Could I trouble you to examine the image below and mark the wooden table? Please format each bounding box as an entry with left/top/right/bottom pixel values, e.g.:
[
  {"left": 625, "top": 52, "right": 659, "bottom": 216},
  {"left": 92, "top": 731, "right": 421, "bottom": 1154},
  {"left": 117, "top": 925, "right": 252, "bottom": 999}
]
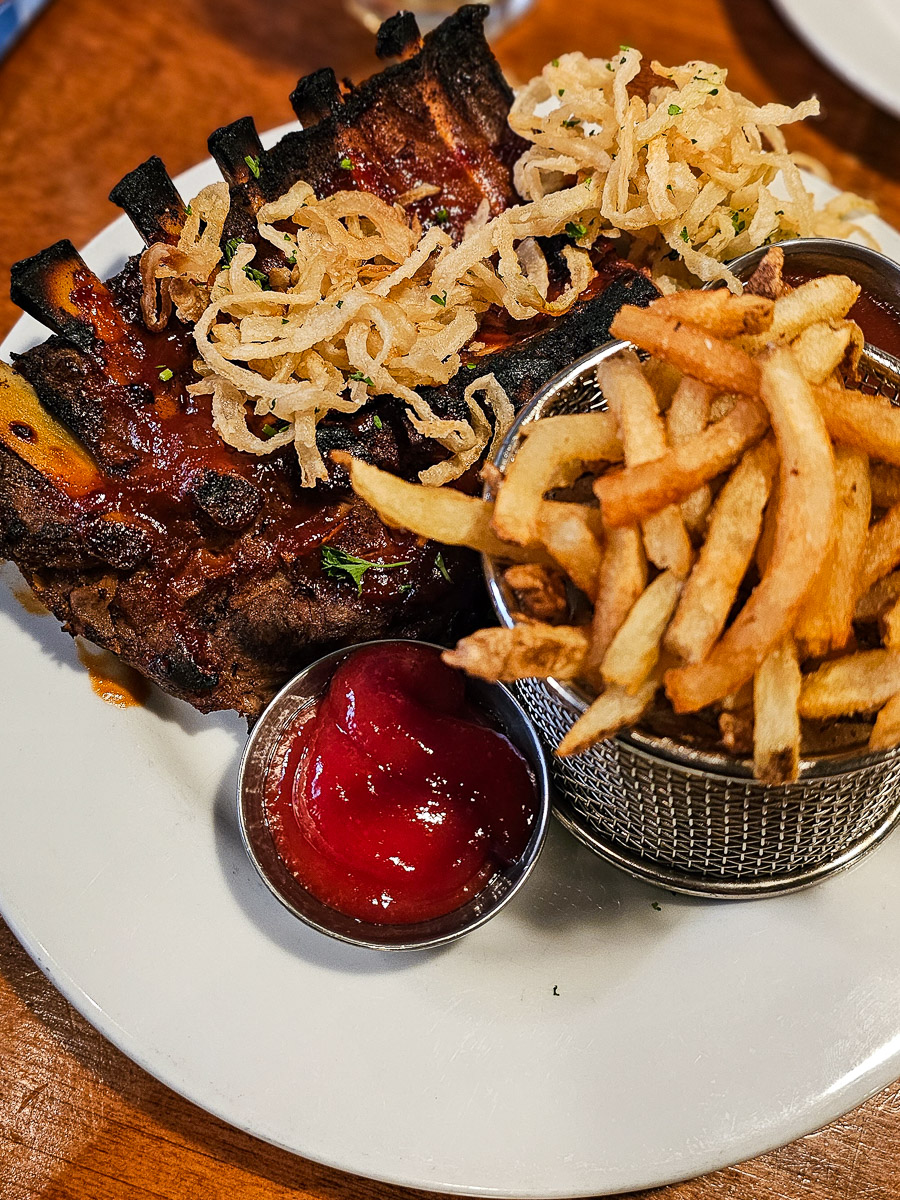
[{"left": 2, "top": 0, "right": 900, "bottom": 1195}]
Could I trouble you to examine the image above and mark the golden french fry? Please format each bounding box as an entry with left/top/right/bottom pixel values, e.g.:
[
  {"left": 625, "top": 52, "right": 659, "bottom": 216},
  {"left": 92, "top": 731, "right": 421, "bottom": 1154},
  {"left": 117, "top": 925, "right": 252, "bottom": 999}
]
[
  {"left": 799, "top": 650, "right": 900, "bottom": 719},
  {"left": 585, "top": 523, "right": 647, "bottom": 681},
  {"left": 601, "top": 570, "right": 681, "bottom": 695},
  {"left": 753, "top": 639, "right": 801, "bottom": 785},
  {"left": 650, "top": 290, "right": 774, "bottom": 338},
  {"left": 491, "top": 412, "right": 622, "bottom": 546},
  {"left": 442, "top": 624, "right": 590, "bottom": 682},
  {"left": 795, "top": 445, "right": 870, "bottom": 655},
  {"left": 870, "top": 463, "right": 900, "bottom": 509},
  {"left": 641, "top": 358, "right": 682, "bottom": 411},
  {"left": 666, "top": 347, "right": 836, "bottom": 713},
  {"left": 504, "top": 564, "right": 569, "bottom": 623},
  {"left": 883, "top": 594, "right": 900, "bottom": 649},
  {"left": 666, "top": 375, "right": 714, "bottom": 534},
  {"left": 790, "top": 320, "right": 863, "bottom": 386},
  {"left": 595, "top": 396, "right": 769, "bottom": 527},
  {"left": 0, "top": 360, "right": 100, "bottom": 497},
  {"left": 556, "top": 673, "right": 659, "bottom": 758},
  {"left": 742, "top": 275, "right": 861, "bottom": 353},
  {"left": 538, "top": 507, "right": 604, "bottom": 600},
  {"left": 611, "top": 306, "right": 762, "bottom": 396},
  {"left": 338, "top": 454, "right": 545, "bottom": 564},
  {"left": 597, "top": 350, "right": 693, "bottom": 576},
  {"left": 857, "top": 500, "right": 900, "bottom": 596},
  {"left": 816, "top": 382, "right": 900, "bottom": 469},
  {"left": 665, "top": 438, "right": 777, "bottom": 664},
  {"left": 870, "top": 692, "right": 900, "bottom": 752},
  {"left": 855, "top": 570, "right": 900, "bottom": 623}
]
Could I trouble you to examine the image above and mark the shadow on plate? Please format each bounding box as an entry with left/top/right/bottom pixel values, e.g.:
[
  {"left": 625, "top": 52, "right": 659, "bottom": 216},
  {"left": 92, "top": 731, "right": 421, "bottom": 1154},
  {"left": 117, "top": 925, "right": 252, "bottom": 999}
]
[{"left": 724, "top": 0, "right": 900, "bottom": 183}]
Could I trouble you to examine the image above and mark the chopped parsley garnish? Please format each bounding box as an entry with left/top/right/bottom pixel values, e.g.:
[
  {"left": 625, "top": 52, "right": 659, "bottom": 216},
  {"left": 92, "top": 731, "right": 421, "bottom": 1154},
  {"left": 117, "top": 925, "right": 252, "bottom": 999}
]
[
  {"left": 620, "top": 43, "right": 632, "bottom": 51},
  {"left": 668, "top": 103, "right": 683, "bottom": 116},
  {"left": 434, "top": 206, "right": 449, "bottom": 223},
  {"left": 373, "top": 414, "right": 383, "bottom": 430},
  {"left": 565, "top": 221, "right": 588, "bottom": 240},
  {"left": 222, "top": 237, "right": 242, "bottom": 266},
  {"left": 435, "top": 552, "right": 451, "bottom": 583},
  {"left": 431, "top": 290, "right": 447, "bottom": 306},
  {"left": 709, "top": 88, "right": 719, "bottom": 95},
  {"left": 651, "top": 901, "right": 662, "bottom": 911},
  {"left": 339, "top": 156, "right": 354, "bottom": 170},
  {"left": 281, "top": 317, "right": 289, "bottom": 324},
  {"left": 350, "top": 370, "right": 375, "bottom": 386},
  {"left": 244, "top": 154, "right": 261, "bottom": 179},
  {"left": 666, "top": 183, "right": 674, "bottom": 192},
  {"left": 562, "top": 116, "right": 581, "bottom": 128},
  {"left": 731, "top": 211, "right": 746, "bottom": 234},
  {"left": 321, "top": 546, "right": 410, "bottom": 594},
  {"left": 551, "top": 57, "right": 560, "bottom": 67},
  {"left": 157, "top": 367, "right": 174, "bottom": 382},
  {"left": 466, "top": 362, "right": 477, "bottom": 369},
  {"left": 260, "top": 418, "right": 290, "bottom": 439},
  {"left": 606, "top": 62, "right": 614, "bottom": 71},
  {"left": 184, "top": 204, "right": 193, "bottom": 216},
  {"left": 243, "top": 265, "right": 268, "bottom": 286},
  {"left": 336, "top": 299, "right": 343, "bottom": 308},
  {"left": 680, "top": 226, "right": 690, "bottom": 243}
]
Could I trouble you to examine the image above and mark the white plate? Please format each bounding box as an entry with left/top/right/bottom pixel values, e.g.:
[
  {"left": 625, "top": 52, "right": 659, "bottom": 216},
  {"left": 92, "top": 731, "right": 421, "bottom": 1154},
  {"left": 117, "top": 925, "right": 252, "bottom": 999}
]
[
  {"left": 772, "top": 0, "right": 900, "bottom": 119},
  {"left": 2, "top": 137, "right": 900, "bottom": 1198}
]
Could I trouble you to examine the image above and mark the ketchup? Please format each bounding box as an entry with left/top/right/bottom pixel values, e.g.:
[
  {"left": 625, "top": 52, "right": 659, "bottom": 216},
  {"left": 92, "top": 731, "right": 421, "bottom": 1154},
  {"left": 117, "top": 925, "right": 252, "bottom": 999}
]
[{"left": 264, "top": 643, "right": 537, "bottom": 924}]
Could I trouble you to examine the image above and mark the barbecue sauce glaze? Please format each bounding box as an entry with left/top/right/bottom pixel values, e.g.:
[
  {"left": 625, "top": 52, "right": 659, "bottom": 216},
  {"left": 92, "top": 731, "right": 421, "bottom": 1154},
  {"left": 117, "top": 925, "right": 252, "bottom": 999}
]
[{"left": 264, "top": 643, "right": 537, "bottom": 924}]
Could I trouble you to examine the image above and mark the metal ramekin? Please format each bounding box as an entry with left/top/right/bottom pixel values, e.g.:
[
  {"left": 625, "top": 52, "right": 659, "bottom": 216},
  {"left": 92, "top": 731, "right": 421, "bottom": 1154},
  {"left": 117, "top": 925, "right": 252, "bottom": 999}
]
[
  {"left": 237, "top": 640, "right": 551, "bottom": 950},
  {"left": 483, "top": 242, "right": 900, "bottom": 898}
]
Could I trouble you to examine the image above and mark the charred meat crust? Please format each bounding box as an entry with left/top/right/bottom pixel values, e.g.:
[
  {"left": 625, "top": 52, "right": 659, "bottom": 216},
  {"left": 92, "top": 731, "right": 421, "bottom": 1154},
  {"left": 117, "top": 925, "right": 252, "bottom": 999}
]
[{"left": 1, "top": 5, "right": 657, "bottom": 716}]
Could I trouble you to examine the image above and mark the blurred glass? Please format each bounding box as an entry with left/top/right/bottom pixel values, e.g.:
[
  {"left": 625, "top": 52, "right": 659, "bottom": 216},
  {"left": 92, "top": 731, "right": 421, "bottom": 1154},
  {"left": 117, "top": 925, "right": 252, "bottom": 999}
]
[{"left": 345, "top": 0, "right": 535, "bottom": 38}]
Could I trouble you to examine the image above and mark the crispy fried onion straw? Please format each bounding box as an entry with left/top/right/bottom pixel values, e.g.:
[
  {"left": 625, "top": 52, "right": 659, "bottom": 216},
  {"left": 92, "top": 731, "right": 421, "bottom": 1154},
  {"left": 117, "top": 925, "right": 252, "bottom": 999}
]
[{"left": 145, "top": 179, "right": 604, "bottom": 485}]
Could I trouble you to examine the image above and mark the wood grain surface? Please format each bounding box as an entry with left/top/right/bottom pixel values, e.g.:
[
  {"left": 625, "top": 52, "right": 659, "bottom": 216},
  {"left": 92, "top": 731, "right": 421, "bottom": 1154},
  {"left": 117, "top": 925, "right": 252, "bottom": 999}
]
[{"left": 2, "top": 0, "right": 900, "bottom": 1195}]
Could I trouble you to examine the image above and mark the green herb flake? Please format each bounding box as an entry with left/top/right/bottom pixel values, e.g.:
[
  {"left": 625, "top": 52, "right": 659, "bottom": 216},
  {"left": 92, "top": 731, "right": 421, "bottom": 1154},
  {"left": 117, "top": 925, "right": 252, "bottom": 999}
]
[
  {"left": 244, "top": 154, "right": 261, "bottom": 179},
  {"left": 339, "top": 156, "right": 354, "bottom": 170},
  {"left": 620, "top": 43, "right": 632, "bottom": 51},
  {"left": 157, "top": 367, "right": 174, "bottom": 382},
  {"left": 679, "top": 226, "right": 690, "bottom": 243},
  {"left": 336, "top": 299, "right": 343, "bottom": 308},
  {"left": 243, "top": 265, "right": 268, "bottom": 287},
  {"left": 558, "top": 88, "right": 565, "bottom": 96},
  {"left": 731, "top": 211, "right": 746, "bottom": 234},
  {"left": 435, "top": 552, "right": 451, "bottom": 583},
  {"left": 321, "top": 546, "right": 410, "bottom": 595},
  {"left": 434, "top": 206, "right": 449, "bottom": 224},
  {"left": 373, "top": 414, "right": 383, "bottom": 430},
  {"left": 668, "top": 103, "right": 683, "bottom": 116},
  {"left": 281, "top": 317, "right": 289, "bottom": 324},
  {"left": 565, "top": 221, "right": 588, "bottom": 240},
  {"left": 261, "top": 418, "right": 290, "bottom": 440},
  {"left": 184, "top": 204, "right": 193, "bottom": 216},
  {"left": 666, "top": 183, "right": 674, "bottom": 192},
  {"left": 709, "top": 88, "right": 719, "bottom": 95},
  {"left": 562, "top": 116, "right": 581, "bottom": 128},
  {"left": 606, "top": 62, "right": 614, "bottom": 71},
  {"left": 551, "top": 58, "right": 560, "bottom": 67},
  {"left": 350, "top": 370, "right": 375, "bottom": 386},
  {"left": 431, "top": 290, "right": 447, "bottom": 307},
  {"left": 651, "top": 901, "right": 662, "bottom": 912},
  {"left": 466, "top": 362, "right": 477, "bottom": 369},
  {"left": 222, "top": 237, "right": 241, "bottom": 266}
]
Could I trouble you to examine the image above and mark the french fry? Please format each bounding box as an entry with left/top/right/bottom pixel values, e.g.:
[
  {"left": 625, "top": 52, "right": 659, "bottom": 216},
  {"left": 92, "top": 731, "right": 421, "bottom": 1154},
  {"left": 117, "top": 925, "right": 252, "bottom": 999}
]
[
  {"left": 585, "top": 523, "right": 647, "bottom": 681},
  {"left": 855, "top": 570, "right": 900, "bottom": 623},
  {"left": 666, "top": 375, "right": 713, "bottom": 533},
  {"left": 650, "top": 290, "right": 774, "bottom": 338},
  {"left": 666, "top": 347, "right": 836, "bottom": 712},
  {"left": 753, "top": 639, "right": 801, "bottom": 785},
  {"left": 597, "top": 350, "right": 693, "bottom": 576},
  {"left": 870, "top": 463, "right": 900, "bottom": 510},
  {"left": 790, "top": 320, "right": 863, "bottom": 386},
  {"left": 601, "top": 570, "right": 681, "bottom": 694},
  {"left": 857, "top": 500, "right": 900, "bottom": 596},
  {"left": 816, "top": 383, "right": 900, "bottom": 469},
  {"left": 664, "top": 438, "right": 777, "bottom": 664},
  {"left": 491, "top": 412, "right": 622, "bottom": 545},
  {"left": 795, "top": 445, "right": 870, "bottom": 655},
  {"left": 883, "top": 594, "right": 900, "bottom": 649},
  {"left": 538, "top": 506, "right": 604, "bottom": 599},
  {"left": 611, "top": 306, "right": 762, "bottom": 396},
  {"left": 556, "top": 673, "right": 659, "bottom": 758},
  {"left": 641, "top": 358, "right": 682, "bottom": 411},
  {"left": 595, "top": 396, "right": 769, "bottom": 526},
  {"left": 442, "top": 624, "right": 590, "bottom": 682},
  {"left": 799, "top": 650, "right": 900, "bottom": 719},
  {"left": 338, "top": 454, "right": 545, "bottom": 564},
  {"left": 870, "top": 692, "right": 900, "bottom": 752},
  {"left": 742, "top": 275, "right": 860, "bottom": 353},
  {"left": 504, "top": 564, "right": 569, "bottom": 623}
]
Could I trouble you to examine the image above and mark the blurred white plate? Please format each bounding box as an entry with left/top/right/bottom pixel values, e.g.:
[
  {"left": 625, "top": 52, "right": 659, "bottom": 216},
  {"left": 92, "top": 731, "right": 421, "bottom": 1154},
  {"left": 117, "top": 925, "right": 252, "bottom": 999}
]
[
  {"left": 773, "top": 0, "right": 900, "bottom": 118},
  {"left": 1, "top": 133, "right": 899, "bottom": 1197}
]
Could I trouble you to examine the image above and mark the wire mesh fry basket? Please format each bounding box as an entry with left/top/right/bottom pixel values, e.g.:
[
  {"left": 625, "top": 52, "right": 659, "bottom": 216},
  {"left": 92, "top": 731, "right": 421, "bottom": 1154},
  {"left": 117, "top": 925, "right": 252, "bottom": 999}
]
[{"left": 484, "top": 337, "right": 900, "bottom": 898}]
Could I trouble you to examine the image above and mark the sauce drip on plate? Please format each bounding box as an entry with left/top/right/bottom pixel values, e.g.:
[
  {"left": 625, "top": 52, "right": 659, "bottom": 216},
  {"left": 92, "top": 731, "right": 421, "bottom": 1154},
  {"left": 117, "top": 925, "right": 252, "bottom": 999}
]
[{"left": 265, "top": 643, "right": 537, "bottom": 924}]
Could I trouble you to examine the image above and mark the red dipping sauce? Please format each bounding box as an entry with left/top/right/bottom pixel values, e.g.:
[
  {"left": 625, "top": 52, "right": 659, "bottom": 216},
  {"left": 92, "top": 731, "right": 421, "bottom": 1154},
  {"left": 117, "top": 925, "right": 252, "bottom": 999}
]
[{"left": 264, "top": 643, "right": 538, "bottom": 925}]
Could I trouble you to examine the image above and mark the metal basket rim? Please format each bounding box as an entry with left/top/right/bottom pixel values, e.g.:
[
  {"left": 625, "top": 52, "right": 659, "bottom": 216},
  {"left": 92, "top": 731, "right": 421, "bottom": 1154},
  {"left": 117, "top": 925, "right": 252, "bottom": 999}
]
[{"left": 483, "top": 337, "right": 900, "bottom": 787}]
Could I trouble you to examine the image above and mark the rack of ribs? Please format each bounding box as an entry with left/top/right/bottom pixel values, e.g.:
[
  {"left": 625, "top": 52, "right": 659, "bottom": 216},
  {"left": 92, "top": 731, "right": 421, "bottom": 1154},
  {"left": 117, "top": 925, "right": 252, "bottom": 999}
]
[{"left": 0, "top": 5, "right": 657, "bottom": 717}]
